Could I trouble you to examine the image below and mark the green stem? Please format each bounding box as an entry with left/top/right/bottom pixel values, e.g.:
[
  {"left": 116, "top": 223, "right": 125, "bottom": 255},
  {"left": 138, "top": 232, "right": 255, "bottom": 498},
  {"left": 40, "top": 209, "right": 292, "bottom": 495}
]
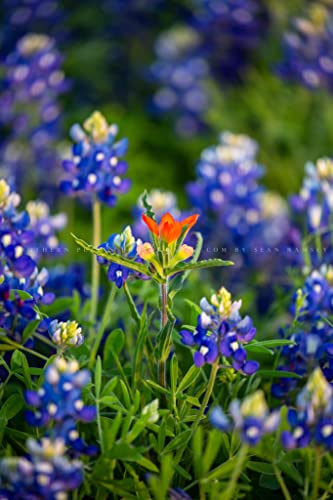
[
  {"left": 89, "top": 285, "right": 117, "bottom": 370},
  {"left": 89, "top": 198, "right": 101, "bottom": 332},
  {"left": 273, "top": 464, "right": 292, "bottom": 500},
  {"left": 320, "top": 478, "right": 333, "bottom": 500},
  {"left": 192, "top": 362, "right": 219, "bottom": 434},
  {"left": 312, "top": 448, "right": 322, "bottom": 500},
  {"left": 0, "top": 337, "right": 48, "bottom": 361},
  {"left": 223, "top": 444, "right": 249, "bottom": 500},
  {"left": 123, "top": 281, "right": 141, "bottom": 326},
  {"left": 96, "top": 397, "right": 104, "bottom": 454},
  {"left": 158, "top": 281, "right": 168, "bottom": 388}
]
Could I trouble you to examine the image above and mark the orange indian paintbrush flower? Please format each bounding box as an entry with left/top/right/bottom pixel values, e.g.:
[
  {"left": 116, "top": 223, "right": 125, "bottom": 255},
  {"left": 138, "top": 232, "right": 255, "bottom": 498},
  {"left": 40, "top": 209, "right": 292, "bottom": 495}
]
[{"left": 142, "top": 212, "right": 199, "bottom": 244}]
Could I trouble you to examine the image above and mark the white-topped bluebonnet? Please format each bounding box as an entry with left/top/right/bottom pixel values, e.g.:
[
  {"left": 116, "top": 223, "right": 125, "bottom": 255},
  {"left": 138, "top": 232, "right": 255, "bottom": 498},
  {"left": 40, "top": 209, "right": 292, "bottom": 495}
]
[
  {"left": 1, "top": 0, "right": 65, "bottom": 55},
  {"left": 290, "top": 157, "right": 333, "bottom": 268},
  {"left": 187, "top": 133, "right": 289, "bottom": 286},
  {"left": 25, "top": 357, "right": 97, "bottom": 456},
  {"left": 210, "top": 390, "right": 280, "bottom": 446},
  {"left": 278, "top": 2, "right": 333, "bottom": 91},
  {"left": 191, "top": 0, "right": 269, "bottom": 83},
  {"left": 281, "top": 368, "right": 333, "bottom": 450},
  {"left": 180, "top": 286, "right": 259, "bottom": 375},
  {"left": 0, "top": 437, "right": 83, "bottom": 499},
  {"left": 97, "top": 225, "right": 142, "bottom": 288},
  {"left": 150, "top": 1, "right": 268, "bottom": 135},
  {"left": 0, "top": 34, "right": 68, "bottom": 191},
  {"left": 60, "top": 111, "right": 130, "bottom": 206},
  {"left": 150, "top": 26, "right": 210, "bottom": 136},
  {"left": 49, "top": 320, "right": 84, "bottom": 350}
]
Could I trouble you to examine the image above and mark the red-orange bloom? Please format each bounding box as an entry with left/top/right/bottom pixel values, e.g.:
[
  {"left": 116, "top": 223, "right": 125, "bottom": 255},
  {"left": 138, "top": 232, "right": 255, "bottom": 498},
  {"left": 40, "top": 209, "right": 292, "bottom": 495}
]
[{"left": 142, "top": 212, "right": 199, "bottom": 244}]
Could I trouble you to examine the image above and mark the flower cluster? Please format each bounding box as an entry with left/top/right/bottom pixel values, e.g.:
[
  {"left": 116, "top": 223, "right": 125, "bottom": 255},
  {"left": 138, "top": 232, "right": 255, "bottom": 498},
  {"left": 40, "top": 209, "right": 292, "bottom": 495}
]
[
  {"left": 49, "top": 319, "right": 84, "bottom": 350},
  {"left": 210, "top": 390, "right": 280, "bottom": 446},
  {"left": 150, "top": 26, "right": 210, "bottom": 136},
  {"left": 1, "top": 0, "right": 65, "bottom": 55},
  {"left": 97, "top": 225, "right": 141, "bottom": 288},
  {"left": 60, "top": 111, "right": 130, "bottom": 206},
  {"left": 25, "top": 357, "right": 97, "bottom": 456},
  {"left": 192, "top": 0, "right": 269, "bottom": 84},
  {"left": 282, "top": 368, "right": 333, "bottom": 450},
  {"left": 150, "top": 1, "right": 268, "bottom": 135},
  {"left": 186, "top": 132, "right": 289, "bottom": 283},
  {"left": 132, "top": 189, "right": 181, "bottom": 240},
  {"left": 0, "top": 437, "right": 83, "bottom": 500},
  {"left": 0, "top": 34, "right": 67, "bottom": 191},
  {"left": 290, "top": 157, "right": 333, "bottom": 269},
  {"left": 272, "top": 266, "right": 333, "bottom": 399},
  {"left": 278, "top": 1, "right": 333, "bottom": 91},
  {"left": 180, "top": 286, "right": 259, "bottom": 375}
]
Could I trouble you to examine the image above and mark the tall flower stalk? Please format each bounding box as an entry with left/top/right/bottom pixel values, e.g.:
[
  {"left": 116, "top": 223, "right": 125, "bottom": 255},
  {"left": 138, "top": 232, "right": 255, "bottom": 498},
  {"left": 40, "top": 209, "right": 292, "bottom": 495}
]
[{"left": 90, "top": 197, "right": 101, "bottom": 330}]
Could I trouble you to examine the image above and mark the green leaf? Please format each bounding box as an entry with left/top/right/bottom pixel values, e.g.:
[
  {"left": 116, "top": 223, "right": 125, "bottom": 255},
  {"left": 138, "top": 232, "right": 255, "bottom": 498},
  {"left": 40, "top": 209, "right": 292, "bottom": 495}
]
[
  {"left": 167, "top": 258, "right": 233, "bottom": 277},
  {"left": 206, "top": 456, "right": 240, "bottom": 481},
  {"left": 156, "top": 318, "right": 175, "bottom": 361},
  {"left": 41, "top": 297, "right": 73, "bottom": 316},
  {"left": 170, "top": 355, "right": 178, "bottom": 394},
  {"left": 247, "top": 461, "right": 275, "bottom": 475},
  {"left": 132, "top": 306, "right": 148, "bottom": 389},
  {"left": 108, "top": 443, "right": 143, "bottom": 461},
  {"left": 0, "top": 393, "right": 23, "bottom": 419},
  {"left": 136, "top": 456, "right": 159, "bottom": 473},
  {"left": 22, "top": 319, "right": 41, "bottom": 344},
  {"left": 256, "top": 370, "right": 302, "bottom": 379},
  {"left": 141, "top": 190, "right": 156, "bottom": 219},
  {"left": 71, "top": 233, "right": 158, "bottom": 280},
  {"left": 248, "top": 340, "right": 295, "bottom": 348},
  {"left": 104, "top": 328, "right": 125, "bottom": 368},
  {"left": 177, "top": 365, "right": 201, "bottom": 393},
  {"left": 9, "top": 289, "right": 33, "bottom": 301},
  {"left": 162, "top": 430, "right": 191, "bottom": 454}
]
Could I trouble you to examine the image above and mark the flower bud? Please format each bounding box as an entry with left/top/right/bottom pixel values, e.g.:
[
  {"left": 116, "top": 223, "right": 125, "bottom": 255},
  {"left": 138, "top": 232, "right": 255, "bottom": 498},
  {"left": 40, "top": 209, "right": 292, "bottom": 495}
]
[{"left": 137, "top": 242, "right": 155, "bottom": 261}]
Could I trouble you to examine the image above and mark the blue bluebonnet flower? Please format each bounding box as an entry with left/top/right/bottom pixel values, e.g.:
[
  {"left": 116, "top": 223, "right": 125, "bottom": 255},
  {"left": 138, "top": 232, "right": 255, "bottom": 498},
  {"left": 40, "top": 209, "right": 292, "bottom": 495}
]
[
  {"left": 278, "top": 2, "right": 333, "bottom": 91},
  {"left": 0, "top": 179, "right": 36, "bottom": 278},
  {"left": 60, "top": 111, "right": 130, "bottom": 206},
  {"left": 180, "top": 286, "right": 259, "bottom": 375},
  {"left": 210, "top": 390, "right": 280, "bottom": 446},
  {"left": 289, "top": 157, "right": 333, "bottom": 269},
  {"left": 0, "top": 437, "right": 83, "bottom": 500},
  {"left": 150, "top": 26, "right": 210, "bottom": 136},
  {"left": 133, "top": 189, "right": 181, "bottom": 240},
  {"left": 187, "top": 132, "right": 289, "bottom": 282},
  {"left": 25, "top": 357, "right": 97, "bottom": 456},
  {"left": 281, "top": 368, "right": 333, "bottom": 450},
  {"left": 150, "top": 1, "right": 268, "bottom": 135},
  {"left": 271, "top": 266, "right": 333, "bottom": 399},
  {"left": 191, "top": 0, "right": 269, "bottom": 83},
  {"left": 45, "top": 263, "right": 89, "bottom": 301},
  {"left": 49, "top": 320, "right": 84, "bottom": 350},
  {"left": 0, "top": 34, "right": 68, "bottom": 191},
  {"left": 169, "top": 487, "right": 192, "bottom": 500},
  {"left": 97, "top": 225, "right": 142, "bottom": 288}
]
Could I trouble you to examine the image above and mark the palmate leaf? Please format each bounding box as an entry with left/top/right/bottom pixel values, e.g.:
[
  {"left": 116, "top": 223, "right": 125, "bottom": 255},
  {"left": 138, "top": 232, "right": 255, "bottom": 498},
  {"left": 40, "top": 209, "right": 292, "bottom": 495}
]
[
  {"left": 71, "top": 233, "right": 161, "bottom": 281},
  {"left": 167, "top": 257, "right": 234, "bottom": 277}
]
